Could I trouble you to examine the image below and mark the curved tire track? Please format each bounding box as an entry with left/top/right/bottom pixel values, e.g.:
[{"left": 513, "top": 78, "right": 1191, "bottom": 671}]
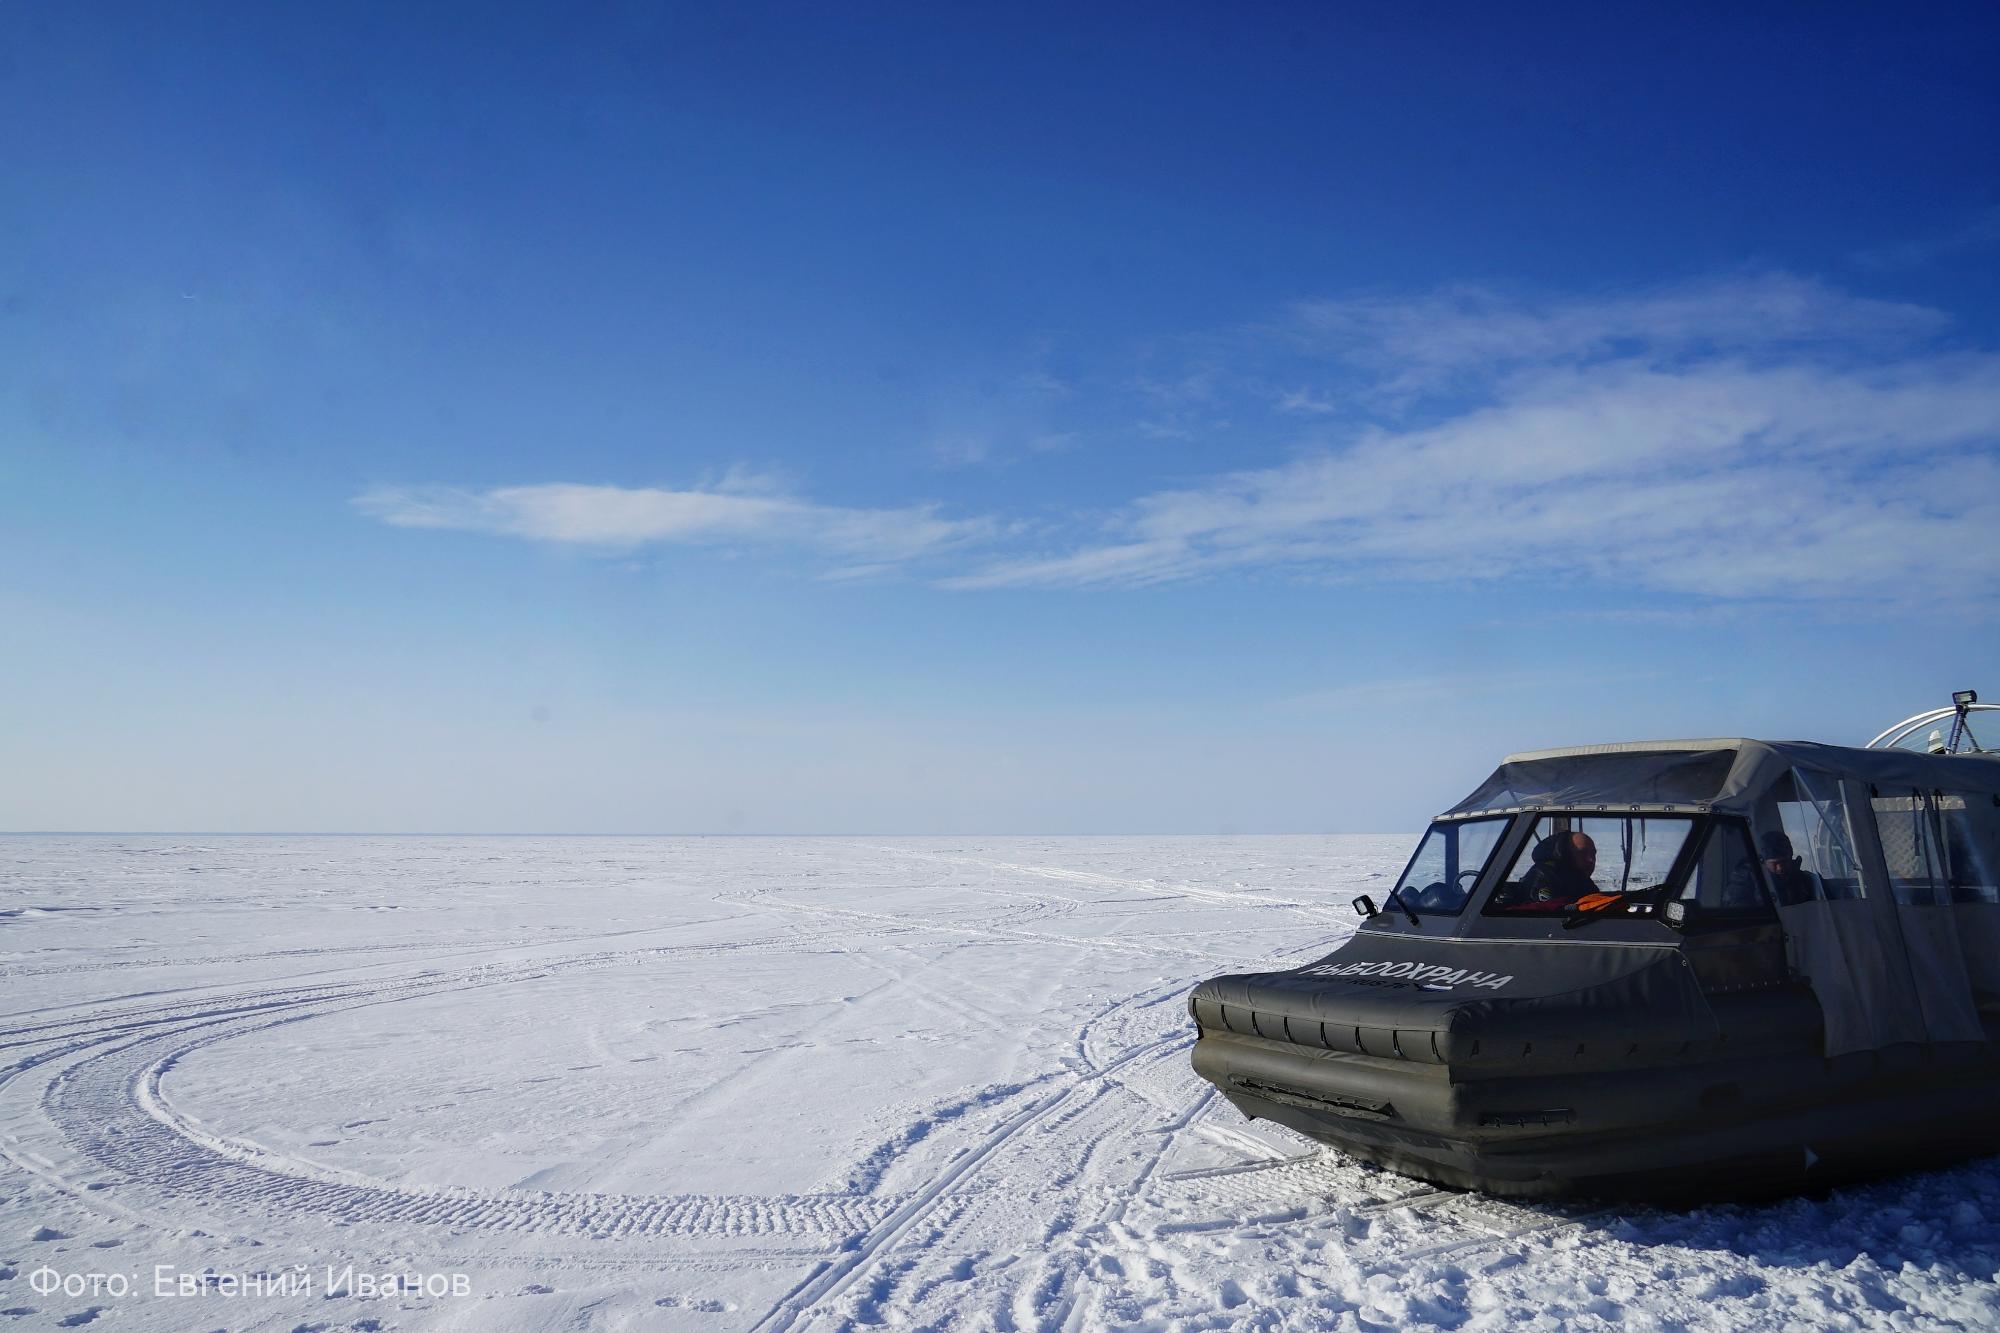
[{"left": 9, "top": 954, "right": 902, "bottom": 1247}]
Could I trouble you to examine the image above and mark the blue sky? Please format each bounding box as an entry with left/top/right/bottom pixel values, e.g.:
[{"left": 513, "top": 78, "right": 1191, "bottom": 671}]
[{"left": 5, "top": 3, "right": 1999, "bottom": 832}]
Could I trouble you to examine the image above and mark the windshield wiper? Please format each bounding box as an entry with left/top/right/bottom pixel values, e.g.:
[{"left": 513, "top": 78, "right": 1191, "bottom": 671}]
[{"left": 1384, "top": 884, "right": 1421, "bottom": 926}]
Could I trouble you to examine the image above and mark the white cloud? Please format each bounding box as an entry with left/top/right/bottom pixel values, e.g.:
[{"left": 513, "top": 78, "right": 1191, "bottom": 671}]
[
  {"left": 950, "top": 277, "right": 2000, "bottom": 601},
  {"left": 358, "top": 277, "right": 2000, "bottom": 605},
  {"left": 1281, "top": 273, "right": 1947, "bottom": 401},
  {"left": 939, "top": 540, "right": 1202, "bottom": 592},
  {"left": 355, "top": 482, "right": 988, "bottom": 565}
]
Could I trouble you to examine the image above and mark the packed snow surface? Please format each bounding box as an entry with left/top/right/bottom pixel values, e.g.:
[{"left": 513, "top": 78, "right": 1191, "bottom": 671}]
[{"left": 4, "top": 836, "right": 2000, "bottom": 1331}]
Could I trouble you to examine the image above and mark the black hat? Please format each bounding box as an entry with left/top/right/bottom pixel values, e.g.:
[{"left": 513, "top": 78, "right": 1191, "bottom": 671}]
[{"left": 1759, "top": 830, "right": 1796, "bottom": 861}]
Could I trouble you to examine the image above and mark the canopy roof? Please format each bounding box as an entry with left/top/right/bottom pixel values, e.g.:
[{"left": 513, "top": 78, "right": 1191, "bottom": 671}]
[{"left": 1446, "top": 738, "right": 2000, "bottom": 818}]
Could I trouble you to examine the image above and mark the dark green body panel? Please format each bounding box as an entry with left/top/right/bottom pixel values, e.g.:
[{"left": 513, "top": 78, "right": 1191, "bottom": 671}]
[{"left": 1189, "top": 929, "right": 2000, "bottom": 1198}]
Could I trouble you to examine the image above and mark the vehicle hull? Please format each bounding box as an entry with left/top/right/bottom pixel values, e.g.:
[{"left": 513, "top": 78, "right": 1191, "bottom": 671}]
[{"left": 1195, "top": 1026, "right": 2000, "bottom": 1198}]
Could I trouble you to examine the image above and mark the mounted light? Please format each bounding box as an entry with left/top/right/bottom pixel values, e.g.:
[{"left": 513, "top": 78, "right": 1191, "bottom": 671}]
[
  {"left": 1662, "top": 900, "right": 1689, "bottom": 929},
  {"left": 1954, "top": 690, "right": 1978, "bottom": 709}
]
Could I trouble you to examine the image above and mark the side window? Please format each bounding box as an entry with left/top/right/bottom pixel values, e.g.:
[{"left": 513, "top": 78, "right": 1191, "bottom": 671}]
[
  {"left": 1937, "top": 791, "right": 2000, "bottom": 905},
  {"left": 1763, "top": 770, "right": 1861, "bottom": 901},
  {"left": 1872, "top": 788, "right": 1949, "bottom": 906},
  {"left": 1678, "top": 821, "right": 1778, "bottom": 920}
]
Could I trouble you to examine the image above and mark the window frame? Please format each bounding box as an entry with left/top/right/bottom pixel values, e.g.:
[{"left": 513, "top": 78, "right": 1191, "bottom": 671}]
[
  {"left": 1770, "top": 772, "right": 1865, "bottom": 900},
  {"left": 1480, "top": 811, "right": 1705, "bottom": 918},
  {"left": 1384, "top": 814, "right": 1513, "bottom": 917},
  {"left": 1675, "top": 817, "right": 1782, "bottom": 924}
]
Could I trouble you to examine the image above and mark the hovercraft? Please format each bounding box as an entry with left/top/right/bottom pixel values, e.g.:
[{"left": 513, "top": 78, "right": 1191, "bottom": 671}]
[{"left": 1189, "top": 693, "right": 2000, "bottom": 1198}]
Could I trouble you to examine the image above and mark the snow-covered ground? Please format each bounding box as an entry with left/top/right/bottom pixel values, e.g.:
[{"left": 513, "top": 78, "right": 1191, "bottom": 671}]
[{"left": 4, "top": 836, "right": 1999, "bottom": 1332}]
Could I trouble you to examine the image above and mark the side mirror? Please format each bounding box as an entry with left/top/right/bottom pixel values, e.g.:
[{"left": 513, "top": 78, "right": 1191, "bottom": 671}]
[
  {"left": 1351, "top": 894, "right": 1378, "bottom": 919},
  {"left": 1662, "top": 899, "right": 1695, "bottom": 931}
]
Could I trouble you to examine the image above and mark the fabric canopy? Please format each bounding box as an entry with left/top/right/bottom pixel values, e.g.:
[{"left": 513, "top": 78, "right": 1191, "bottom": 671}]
[
  {"left": 1446, "top": 738, "right": 2000, "bottom": 1058},
  {"left": 1445, "top": 738, "right": 2000, "bottom": 817}
]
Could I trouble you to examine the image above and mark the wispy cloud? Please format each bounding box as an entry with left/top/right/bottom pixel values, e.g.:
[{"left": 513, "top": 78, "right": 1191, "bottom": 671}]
[
  {"left": 949, "top": 276, "right": 2000, "bottom": 600},
  {"left": 927, "top": 435, "right": 995, "bottom": 469},
  {"left": 912, "top": 344, "right": 1083, "bottom": 470},
  {"left": 1275, "top": 389, "right": 1340, "bottom": 415},
  {"left": 1280, "top": 274, "right": 1945, "bottom": 402},
  {"left": 359, "top": 276, "right": 2000, "bottom": 604},
  {"left": 355, "top": 481, "right": 990, "bottom": 567}
]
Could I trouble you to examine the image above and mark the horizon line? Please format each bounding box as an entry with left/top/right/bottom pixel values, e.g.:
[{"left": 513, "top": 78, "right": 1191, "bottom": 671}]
[{"left": 0, "top": 829, "right": 1407, "bottom": 839}]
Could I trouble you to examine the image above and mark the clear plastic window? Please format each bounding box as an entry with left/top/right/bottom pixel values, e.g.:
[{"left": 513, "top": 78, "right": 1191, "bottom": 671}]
[
  {"left": 1678, "top": 821, "right": 1778, "bottom": 918},
  {"left": 1485, "top": 815, "right": 1694, "bottom": 914},
  {"left": 1763, "top": 770, "right": 1862, "bottom": 901},
  {"left": 1388, "top": 817, "right": 1509, "bottom": 916}
]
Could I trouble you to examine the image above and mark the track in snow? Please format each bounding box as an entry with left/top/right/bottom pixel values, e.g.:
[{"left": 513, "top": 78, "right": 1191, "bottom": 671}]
[{"left": 6, "top": 951, "right": 905, "bottom": 1249}]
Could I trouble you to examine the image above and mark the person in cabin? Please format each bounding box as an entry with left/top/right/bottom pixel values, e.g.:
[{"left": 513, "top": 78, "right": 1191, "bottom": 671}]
[
  {"left": 1758, "top": 830, "right": 1819, "bottom": 905},
  {"left": 1524, "top": 831, "right": 1601, "bottom": 906}
]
